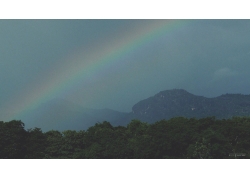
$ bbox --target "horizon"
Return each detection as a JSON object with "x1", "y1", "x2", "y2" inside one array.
[
  {"x1": 5, "y1": 87, "x2": 250, "y2": 132},
  {"x1": 9, "y1": 88, "x2": 250, "y2": 114}
]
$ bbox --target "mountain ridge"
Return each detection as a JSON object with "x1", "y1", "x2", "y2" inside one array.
[
  {"x1": 130, "y1": 89, "x2": 250, "y2": 122},
  {"x1": 3, "y1": 89, "x2": 250, "y2": 131}
]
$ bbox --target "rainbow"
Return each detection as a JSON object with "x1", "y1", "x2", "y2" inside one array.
[{"x1": 7, "y1": 20, "x2": 190, "y2": 120}]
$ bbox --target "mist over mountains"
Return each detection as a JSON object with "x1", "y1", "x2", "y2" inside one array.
[
  {"x1": 16, "y1": 99, "x2": 129, "y2": 132},
  {"x1": 4, "y1": 89, "x2": 250, "y2": 132}
]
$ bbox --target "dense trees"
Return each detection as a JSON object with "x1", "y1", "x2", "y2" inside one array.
[
  {"x1": 25, "y1": 127, "x2": 46, "y2": 158},
  {"x1": 1, "y1": 117, "x2": 250, "y2": 159},
  {"x1": 0, "y1": 120, "x2": 27, "y2": 158}
]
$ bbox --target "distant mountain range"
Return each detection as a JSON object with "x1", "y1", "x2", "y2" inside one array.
[
  {"x1": 130, "y1": 89, "x2": 250, "y2": 122},
  {"x1": 17, "y1": 99, "x2": 129, "y2": 132},
  {"x1": 3, "y1": 89, "x2": 250, "y2": 131}
]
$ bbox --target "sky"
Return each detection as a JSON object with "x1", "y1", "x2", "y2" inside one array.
[{"x1": 1, "y1": 19, "x2": 250, "y2": 119}]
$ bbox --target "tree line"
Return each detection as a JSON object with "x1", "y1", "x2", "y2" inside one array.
[{"x1": 1, "y1": 116, "x2": 250, "y2": 158}]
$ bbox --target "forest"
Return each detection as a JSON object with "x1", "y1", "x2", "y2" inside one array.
[{"x1": 1, "y1": 116, "x2": 250, "y2": 159}]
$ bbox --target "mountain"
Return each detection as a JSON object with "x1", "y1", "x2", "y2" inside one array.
[
  {"x1": 130, "y1": 89, "x2": 250, "y2": 122},
  {"x1": 5, "y1": 89, "x2": 250, "y2": 131},
  {"x1": 18, "y1": 98, "x2": 129, "y2": 132}
]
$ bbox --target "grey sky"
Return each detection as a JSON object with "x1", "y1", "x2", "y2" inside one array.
[{"x1": 0, "y1": 19, "x2": 250, "y2": 117}]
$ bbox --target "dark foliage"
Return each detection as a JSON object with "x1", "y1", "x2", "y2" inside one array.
[{"x1": 1, "y1": 117, "x2": 250, "y2": 159}]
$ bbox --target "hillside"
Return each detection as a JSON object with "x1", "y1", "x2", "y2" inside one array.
[
  {"x1": 5, "y1": 89, "x2": 250, "y2": 131},
  {"x1": 130, "y1": 89, "x2": 250, "y2": 122}
]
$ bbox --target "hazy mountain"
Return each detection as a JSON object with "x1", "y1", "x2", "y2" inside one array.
[
  {"x1": 4, "y1": 89, "x2": 250, "y2": 131},
  {"x1": 130, "y1": 89, "x2": 250, "y2": 122},
  {"x1": 18, "y1": 98, "x2": 129, "y2": 132}
]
